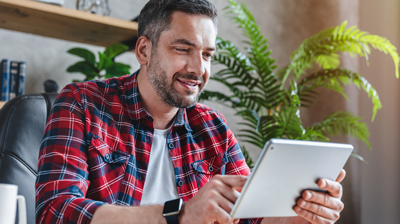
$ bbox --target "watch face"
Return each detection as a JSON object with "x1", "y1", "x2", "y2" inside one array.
[{"x1": 163, "y1": 199, "x2": 182, "y2": 214}]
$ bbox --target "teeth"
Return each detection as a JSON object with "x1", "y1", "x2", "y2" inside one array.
[{"x1": 182, "y1": 81, "x2": 196, "y2": 86}]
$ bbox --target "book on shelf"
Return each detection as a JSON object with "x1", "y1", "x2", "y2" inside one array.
[
  {"x1": 9, "y1": 61, "x2": 19, "y2": 100},
  {"x1": 0, "y1": 59, "x2": 27, "y2": 103},
  {"x1": 17, "y1": 62, "x2": 27, "y2": 96},
  {"x1": 0, "y1": 59, "x2": 10, "y2": 102}
]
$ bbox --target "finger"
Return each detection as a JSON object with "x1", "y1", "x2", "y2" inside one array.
[
  {"x1": 302, "y1": 190, "x2": 344, "y2": 211},
  {"x1": 207, "y1": 200, "x2": 234, "y2": 224},
  {"x1": 214, "y1": 175, "x2": 248, "y2": 188},
  {"x1": 318, "y1": 178, "x2": 343, "y2": 198},
  {"x1": 209, "y1": 178, "x2": 241, "y2": 204},
  {"x1": 221, "y1": 219, "x2": 240, "y2": 224},
  {"x1": 216, "y1": 193, "x2": 235, "y2": 214},
  {"x1": 297, "y1": 198, "x2": 341, "y2": 221},
  {"x1": 233, "y1": 188, "x2": 243, "y2": 193},
  {"x1": 295, "y1": 206, "x2": 337, "y2": 224},
  {"x1": 336, "y1": 169, "x2": 346, "y2": 183},
  {"x1": 213, "y1": 205, "x2": 235, "y2": 224}
]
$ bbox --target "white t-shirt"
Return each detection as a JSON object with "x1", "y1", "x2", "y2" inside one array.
[{"x1": 140, "y1": 128, "x2": 179, "y2": 205}]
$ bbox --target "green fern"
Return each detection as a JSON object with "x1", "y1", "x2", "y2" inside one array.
[
  {"x1": 307, "y1": 111, "x2": 371, "y2": 149},
  {"x1": 274, "y1": 94, "x2": 304, "y2": 139},
  {"x1": 282, "y1": 21, "x2": 399, "y2": 85},
  {"x1": 298, "y1": 69, "x2": 382, "y2": 121},
  {"x1": 199, "y1": 0, "x2": 399, "y2": 164},
  {"x1": 241, "y1": 145, "x2": 255, "y2": 169}
]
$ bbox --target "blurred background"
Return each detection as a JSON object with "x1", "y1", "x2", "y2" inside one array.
[{"x1": 0, "y1": 0, "x2": 399, "y2": 223}]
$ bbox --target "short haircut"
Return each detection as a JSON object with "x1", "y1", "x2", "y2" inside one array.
[{"x1": 138, "y1": 0, "x2": 218, "y2": 47}]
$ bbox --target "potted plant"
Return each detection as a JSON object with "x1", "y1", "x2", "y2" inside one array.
[
  {"x1": 66, "y1": 43, "x2": 131, "y2": 82},
  {"x1": 200, "y1": 0, "x2": 399, "y2": 167}
]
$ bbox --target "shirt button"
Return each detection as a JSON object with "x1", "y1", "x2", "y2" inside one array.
[
  {"x1": 178, "y1": 181, "x2": 184, "y2": 186},
  {"x1": 168, "y1": 143, "x2": 174, "y2": 149},
  {"x1": 208, "y1": 166, "x2": 214, "y2": 172},
  {"x1": 105, "y1": 154, "x2": 110, "y2": 159}
]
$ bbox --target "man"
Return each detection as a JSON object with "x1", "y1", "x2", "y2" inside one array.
[{"x1": 35, "y1": 0, "x2": 345, "y2": 223}]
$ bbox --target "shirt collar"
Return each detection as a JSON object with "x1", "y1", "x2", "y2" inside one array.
[{"x1": 124, "y1": 70, "x2": 192, "y2": 132}]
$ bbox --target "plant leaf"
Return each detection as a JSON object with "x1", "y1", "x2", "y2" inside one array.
[
  {"x1": 282, "y1": 20, "x2": 399, "y2": 86},
  {"x1": 299, "y1": 68, "x2": 382, "y2": 121},
  {"x1": 351, "y1": 152, "x2": 368, "y2": 163},
  {"x1": 98, "y1": 52, "x2": 114, "y2": 71},
  {"x1": 309, "y1": 111, "x2": 371, "y2": 149},
  {"x1": 104, "y1": 43, "x2": 129, "y2": 59},
  {"x1": 66, "y1": 61, "x2": 98, "y2": 80},
  {"x1": 198, "y1": 90, "x2": 241, "y2": 108},
  {"x1": 240, "y1": 145, "x2": 255, "y2": 169},
  {"x1": 105, "y1": 63, "x2": 131, "y2": 78},
  {"x1": 67, "y1": 48, "x2": 96, "y2": 65}
]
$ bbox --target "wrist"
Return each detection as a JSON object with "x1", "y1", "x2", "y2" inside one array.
[
  {"x1": 163, "y1": 198, "x2": 183, "y2": 224},
  {"x1": 177, "y1": 202, "x2": 186, "y2": 223}
]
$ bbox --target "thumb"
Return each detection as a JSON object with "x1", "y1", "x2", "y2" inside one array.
[{"x1": 336, "y1": 169, "x2": 346, "y2": 183}]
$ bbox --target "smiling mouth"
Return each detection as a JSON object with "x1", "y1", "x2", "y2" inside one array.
[{"x1": 176, "y1": 78, "x2": 200, "y2": 86}]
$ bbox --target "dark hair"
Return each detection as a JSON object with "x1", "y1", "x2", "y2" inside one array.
[{"x1": 138, "y1": 0, "x2": 218, "y2": 47}]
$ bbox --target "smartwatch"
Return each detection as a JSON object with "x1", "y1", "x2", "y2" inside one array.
[{"x1": 163, "y1": 198, "x2": 183, "y2": 224}]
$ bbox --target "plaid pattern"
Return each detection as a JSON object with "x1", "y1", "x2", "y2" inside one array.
[{"x1": 35, "y1": 70, "x2": 262, "y2": 224}]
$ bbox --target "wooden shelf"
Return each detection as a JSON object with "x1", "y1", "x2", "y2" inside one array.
[
  {"x1": 0, "y1": 0, "x2": 138, "y2": 47},
  {"x1": 0, "y1": 101, "x2": 5, "y2": 109}
]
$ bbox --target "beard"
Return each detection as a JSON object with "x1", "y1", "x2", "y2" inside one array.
[{"x1": 147, "y1": 51, "x2": 205, "y2": 108}]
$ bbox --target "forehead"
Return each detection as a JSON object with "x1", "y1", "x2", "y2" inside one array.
[{"x1": 159, "y1": 11, "x2": 217, "y2": 47}]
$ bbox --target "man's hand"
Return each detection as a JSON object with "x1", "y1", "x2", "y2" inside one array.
[
  {"x1": 179, "y1": 175, "x2": 246, "y2": 224},
  {"x1": 293, "y1": 169, "x2": 346, "y2": 224}
]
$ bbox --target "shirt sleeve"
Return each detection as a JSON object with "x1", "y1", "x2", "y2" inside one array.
[
  {"x1": 35, "y1": 84, "x2": 106, "y2": 224},
  {"x1": 219, "y1": 112, "x2": 263, "y2": 224}
]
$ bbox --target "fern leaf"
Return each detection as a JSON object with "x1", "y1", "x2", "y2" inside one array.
[
  {"x1": 237, "y1": 133, "x2": 265, "y2": 148},
  {"x1": 309, "y1": 111, "x2": 371, "y2": 149},
  {"x1": 274, "y1": 95, "x2": 304, "y2": 139},
  {"x1": 198, "y1": 90, "x2": 241, "y2": 108},
  {"x1": 240, "y1": 145, "x2": 255, "y2": 169},
  {"x1": 299, "y1": 68, "x2": 382, "y2": 121},
  {"x1": 351, "y1": 152, "x2": 368, "y2": 163},
  {"x1": 282, "y1": 21, "x2": 399, "y2": 86},
  {"x1": 299, "y1": 129, "x2": 330, "y2": 142},
  {"x1": 225, "y1": 0, "x2": 279, "y2": 97}
]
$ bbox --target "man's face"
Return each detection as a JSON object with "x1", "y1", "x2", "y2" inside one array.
[{"x1": 147, "y1": 11, "x2": 216, "y2": 108}]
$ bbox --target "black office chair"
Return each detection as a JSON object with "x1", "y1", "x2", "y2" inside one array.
[{"x1": 0, "y1": 93, "x2": 58, "y2": 224}]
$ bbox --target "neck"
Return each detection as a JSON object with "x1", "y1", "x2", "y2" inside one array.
[{"x1": 137, "y1": 69, "x2": 179, "y2": 130}]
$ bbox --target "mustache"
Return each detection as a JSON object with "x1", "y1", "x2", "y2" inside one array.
[{"x1": 174, "y1": 73, "x2": 204, "y2": 84}]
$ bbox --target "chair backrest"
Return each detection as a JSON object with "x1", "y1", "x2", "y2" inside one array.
[{"x1": 0, "y1": 93, "x2": 58, "y2": 224}]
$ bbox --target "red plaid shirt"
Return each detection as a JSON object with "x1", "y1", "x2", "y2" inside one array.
[{"x1": 35, "y1": 70, "x2": 262, "y2": 224}]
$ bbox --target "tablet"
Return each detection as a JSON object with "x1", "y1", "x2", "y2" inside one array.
[{"x1": 230, "y1": 138, "x2": 353, "y2": 219}]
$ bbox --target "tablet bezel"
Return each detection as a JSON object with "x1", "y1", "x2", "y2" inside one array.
[{"x1": 230, "y1": 138, "x2": 353, "y2": 219}]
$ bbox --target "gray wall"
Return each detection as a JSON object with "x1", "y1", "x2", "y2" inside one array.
[
  {"x1": 359, "y1": 0, "x2": 400, "y2": 223},
  {"x1": 1, "y1": 0, "x2": 399, "y2": 223},
  {"x1": 0, "y1": 0, "x2": 145, "y2": 95}
]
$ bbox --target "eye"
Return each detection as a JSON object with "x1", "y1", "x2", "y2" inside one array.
[
  {"x1": 176, "y1": 48, "x2": 189, "y2": 52},
  {"x1": 203, "y1": 53, "x2": 213, "y2": 60}
]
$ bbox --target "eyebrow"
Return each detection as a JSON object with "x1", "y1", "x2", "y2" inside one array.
[{"x1": 171, "y1": 39, "x2": 216, "y2": 51}]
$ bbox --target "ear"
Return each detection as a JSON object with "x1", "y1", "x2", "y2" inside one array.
[{"x1": 135, "y1": 36, "x2": 152, "y2": 65}]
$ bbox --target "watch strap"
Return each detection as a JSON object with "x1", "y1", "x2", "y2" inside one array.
[
  {"x1": 163, "y1": 198, "x2": 182, "y2": 224},
  {"x1": 165, "y1": 213, "x2": 179, "y2": 224}
]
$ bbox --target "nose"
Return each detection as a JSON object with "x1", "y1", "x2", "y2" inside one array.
[{"x1": 186, "y1": 52, "x2": 206, "y2": 76}]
